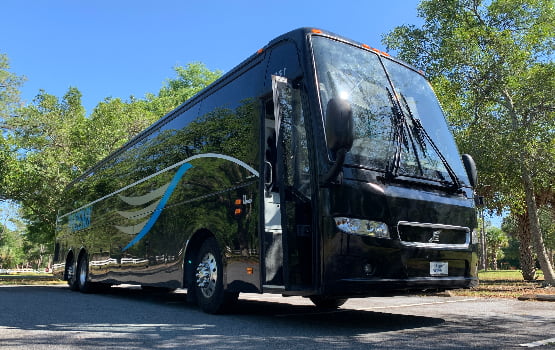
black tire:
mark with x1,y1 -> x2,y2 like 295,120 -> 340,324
194,237 -> 238,314
67,258 -> 79,291
77,254 -> 94,293
309,296 -> 348,309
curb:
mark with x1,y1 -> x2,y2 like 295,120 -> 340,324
518,294 -> 555,302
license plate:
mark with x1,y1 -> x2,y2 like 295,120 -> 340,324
430,261 -> 448,276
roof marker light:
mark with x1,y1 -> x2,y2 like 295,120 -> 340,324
311,29 -> 322,34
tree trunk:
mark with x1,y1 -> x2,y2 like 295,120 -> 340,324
480,209 -> 487,270
502,90 -> 555,284
521,164 -> 555,284
516,212 -> 536,280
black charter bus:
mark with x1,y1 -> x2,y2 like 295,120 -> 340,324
53,28 -> 479,313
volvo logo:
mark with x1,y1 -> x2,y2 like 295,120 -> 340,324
429,230 -> 441,243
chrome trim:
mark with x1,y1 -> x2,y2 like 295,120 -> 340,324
397,221 -> 470,248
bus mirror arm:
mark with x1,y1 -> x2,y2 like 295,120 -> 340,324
462,154 -> 477,188
321,148 -> 347,185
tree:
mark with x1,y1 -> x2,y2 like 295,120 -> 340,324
0,53 -> 25,199
0,53 -> 25,121
0,205 -> 27,269
383,0 -> 555,284
486,226 -> 509,270
2,88 -> 87,244
538,205 -> 555,265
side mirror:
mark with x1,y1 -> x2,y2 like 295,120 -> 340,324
325,98 -> 354,152
462,154 -> 477,188
322,98 -> 354,184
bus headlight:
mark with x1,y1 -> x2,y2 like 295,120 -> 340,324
334,217 -> 390,239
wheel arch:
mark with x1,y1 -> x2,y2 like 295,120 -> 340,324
183,228 -> 217,288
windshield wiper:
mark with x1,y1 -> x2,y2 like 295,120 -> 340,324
385,88 -> 404,180
398,94 -> 462,190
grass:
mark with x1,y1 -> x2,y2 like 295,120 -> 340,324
447,270 -> 553,299
0,273 -> 66,285
478,269 -> 544,281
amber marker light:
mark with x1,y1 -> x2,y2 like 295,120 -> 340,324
311,29 -> 322,34
246,267 -> 254,275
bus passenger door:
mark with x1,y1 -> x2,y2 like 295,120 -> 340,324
262,75 -> 314,291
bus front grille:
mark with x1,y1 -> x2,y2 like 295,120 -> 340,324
397,221 -> 470,247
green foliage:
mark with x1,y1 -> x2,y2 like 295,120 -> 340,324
383,0 -> 555,211
3,88 -> 87,243
478,269 -> 525,281
0,227 -> 25,268
486,226 -> 509,269
383,0 -> 555,282
0,205 -> 27,268
0,53 -> 25,120
539,206 -> 555,252
0,54 -> 24,199
152,63 -> 222,114
500,216 -> 522,268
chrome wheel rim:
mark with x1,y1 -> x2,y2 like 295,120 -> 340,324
196,252 -> 218,298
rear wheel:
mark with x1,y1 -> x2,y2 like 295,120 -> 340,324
309,296 -> 348,309
77,254 -> 94,293
67,258 -> 79,291
194,237 -> 238,313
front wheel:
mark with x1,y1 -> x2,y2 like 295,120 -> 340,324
309,296 -> 348,309
194,237 -> 238,313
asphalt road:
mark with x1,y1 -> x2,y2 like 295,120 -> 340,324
0,285 -> 554,349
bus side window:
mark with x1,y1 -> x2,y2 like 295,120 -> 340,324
264,99 -> 278,193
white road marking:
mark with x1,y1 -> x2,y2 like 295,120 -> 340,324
354,298 -> 480,311
520,337 -> 555,348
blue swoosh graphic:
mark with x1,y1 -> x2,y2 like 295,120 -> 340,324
122,163 -> 193,251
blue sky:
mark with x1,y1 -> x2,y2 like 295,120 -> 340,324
3,0 -> 423,114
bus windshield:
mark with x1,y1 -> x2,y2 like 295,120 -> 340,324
312,36 -> 469,186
